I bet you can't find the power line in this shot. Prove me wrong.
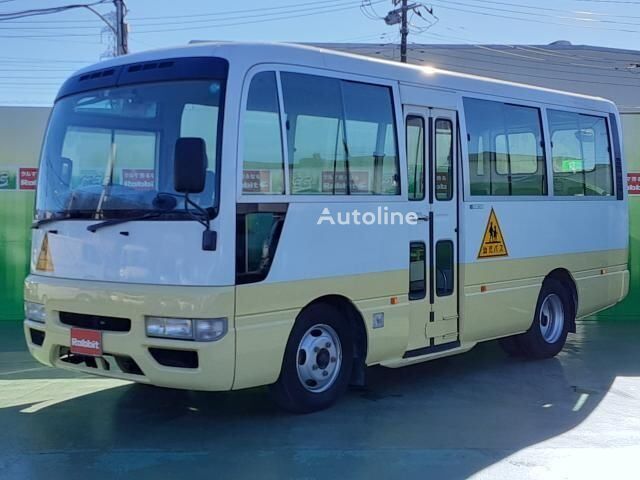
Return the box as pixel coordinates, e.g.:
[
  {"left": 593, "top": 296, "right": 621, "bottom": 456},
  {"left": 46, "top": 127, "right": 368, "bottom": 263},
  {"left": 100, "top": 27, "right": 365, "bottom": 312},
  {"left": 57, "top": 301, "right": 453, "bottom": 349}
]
[
  {"left": 0, "top": 0, "right": 355, "bottom": 25},
  {"left": 133, "top": 0, "right": 360, "bottom": 21},
  {"left": 0, "top": 1, "right": 384, "bottom": 37},
  {"left": 130, "top": 1, "right": 385, "bottom": 34},
  {"left": 0, "top": 1, "right": 109, "bottom": 21},
  {"left": 0, "top": 0, "right": 362, "bottom": 30},
  {"left": 425, "top": 0, "right": 640, "bottom": 32},
  {"left": 575, "top": 0, "right": 640, "bottom": 4},
  {"left": 426, "top": 0, "right": 640, "bottom": 27},
  {"left": 436, "top": 0, "right": 640, "bottom": 20}
]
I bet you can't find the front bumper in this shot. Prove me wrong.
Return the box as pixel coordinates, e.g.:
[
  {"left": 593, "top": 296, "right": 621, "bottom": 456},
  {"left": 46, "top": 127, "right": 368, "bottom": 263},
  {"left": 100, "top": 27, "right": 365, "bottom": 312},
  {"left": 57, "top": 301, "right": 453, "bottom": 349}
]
[{"left": 24, "top": 275, "right": 236, "bottom": 391}]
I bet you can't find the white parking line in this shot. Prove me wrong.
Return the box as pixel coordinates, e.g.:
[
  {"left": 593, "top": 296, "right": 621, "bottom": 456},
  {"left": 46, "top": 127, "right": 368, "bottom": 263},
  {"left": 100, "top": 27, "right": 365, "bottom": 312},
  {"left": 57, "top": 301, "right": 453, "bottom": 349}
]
[{"left": 0, "top": 367, "right": 48, "bottom": 376}]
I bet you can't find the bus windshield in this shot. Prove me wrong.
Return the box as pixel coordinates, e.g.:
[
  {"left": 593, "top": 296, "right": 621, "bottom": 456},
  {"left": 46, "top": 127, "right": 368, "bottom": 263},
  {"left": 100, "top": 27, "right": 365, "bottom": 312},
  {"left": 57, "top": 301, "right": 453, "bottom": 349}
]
[{"left": 35, "top": 80, "right": 223, "bottom": 221}]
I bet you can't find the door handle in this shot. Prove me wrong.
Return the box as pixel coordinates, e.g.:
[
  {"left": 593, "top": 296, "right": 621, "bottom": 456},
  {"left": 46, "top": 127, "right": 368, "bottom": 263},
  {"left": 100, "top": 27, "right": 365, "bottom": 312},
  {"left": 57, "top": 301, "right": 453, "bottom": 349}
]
[{"left": 416, "top": 213, "right": 430, "bottom": 222}]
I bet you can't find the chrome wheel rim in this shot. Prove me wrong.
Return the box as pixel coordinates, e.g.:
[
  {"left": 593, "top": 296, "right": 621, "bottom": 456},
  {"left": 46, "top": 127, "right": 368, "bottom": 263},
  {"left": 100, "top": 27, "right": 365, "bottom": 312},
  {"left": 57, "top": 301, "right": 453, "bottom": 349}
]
[
  {"left": 539, "top": 293, "right": 564, "bottom": 344},
  {"left": 296, "top": 324, "right": 342, "bottom": 393}
]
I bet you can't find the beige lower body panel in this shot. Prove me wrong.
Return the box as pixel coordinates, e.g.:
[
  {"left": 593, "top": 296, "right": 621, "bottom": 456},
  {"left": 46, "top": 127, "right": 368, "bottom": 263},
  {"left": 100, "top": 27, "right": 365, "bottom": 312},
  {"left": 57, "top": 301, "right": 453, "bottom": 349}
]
[
  {"left": 460, "top": 249, "right": 628, "bottom": 343},
  {"left": 23, "top": 248, "right": 628, "bottom": 392},
  {"left": 24, "top": 276, "right": 236, "bottom": 391},
  {"left": 233, "top": 270, "right": 409, "bottom": 389}
]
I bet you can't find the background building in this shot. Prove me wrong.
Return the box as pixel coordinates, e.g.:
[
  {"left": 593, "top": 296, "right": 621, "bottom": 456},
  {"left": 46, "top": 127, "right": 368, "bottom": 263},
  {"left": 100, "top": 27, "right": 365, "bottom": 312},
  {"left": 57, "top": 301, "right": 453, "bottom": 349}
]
[{"left": 0, "top": 42, "right": 638, "bottom": 321}]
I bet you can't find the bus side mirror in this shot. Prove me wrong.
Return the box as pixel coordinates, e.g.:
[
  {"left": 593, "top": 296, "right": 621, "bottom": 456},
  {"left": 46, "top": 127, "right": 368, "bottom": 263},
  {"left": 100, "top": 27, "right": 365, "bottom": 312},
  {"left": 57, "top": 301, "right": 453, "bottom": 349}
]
[{"left": 174, "top": 137, "right": 207, "bottom": 194}]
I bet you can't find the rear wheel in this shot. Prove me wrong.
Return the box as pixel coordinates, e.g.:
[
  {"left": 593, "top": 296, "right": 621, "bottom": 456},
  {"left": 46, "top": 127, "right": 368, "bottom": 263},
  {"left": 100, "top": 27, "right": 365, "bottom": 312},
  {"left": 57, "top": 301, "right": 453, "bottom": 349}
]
[
  {"left": 269, "top": 303, "right": 353, "bottom": 413},
  {"left": 518, "top": 278, "right": 572, "bottom": 359}
]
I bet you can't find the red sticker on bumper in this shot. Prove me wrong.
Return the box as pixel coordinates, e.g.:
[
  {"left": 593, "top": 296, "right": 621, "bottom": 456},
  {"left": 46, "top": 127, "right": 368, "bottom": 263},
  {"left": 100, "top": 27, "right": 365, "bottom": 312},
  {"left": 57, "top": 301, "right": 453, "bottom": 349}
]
[{"left": 70, "top": 328, "right": 102, "bottom": 356}]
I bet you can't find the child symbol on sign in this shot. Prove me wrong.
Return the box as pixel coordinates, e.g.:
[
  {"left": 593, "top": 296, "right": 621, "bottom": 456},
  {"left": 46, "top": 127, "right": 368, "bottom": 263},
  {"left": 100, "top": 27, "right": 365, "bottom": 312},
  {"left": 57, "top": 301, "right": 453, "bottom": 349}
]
[{"left": 489, "top": 223, "right": 497, "bottom": 243}]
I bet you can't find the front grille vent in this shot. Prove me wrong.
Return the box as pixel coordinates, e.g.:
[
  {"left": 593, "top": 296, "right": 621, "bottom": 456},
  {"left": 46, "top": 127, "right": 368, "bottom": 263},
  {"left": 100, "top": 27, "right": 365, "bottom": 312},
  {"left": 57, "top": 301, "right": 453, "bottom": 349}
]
[{"left": 59, "top": 312, "right": 131, "bottom": 332}]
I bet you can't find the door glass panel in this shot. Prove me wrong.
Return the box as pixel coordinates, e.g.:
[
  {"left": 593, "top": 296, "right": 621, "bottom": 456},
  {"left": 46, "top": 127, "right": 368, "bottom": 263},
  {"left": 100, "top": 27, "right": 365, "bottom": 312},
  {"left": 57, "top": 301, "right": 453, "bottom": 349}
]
[
  {"left": 409, "top": 242, "right": 426, "bottom": 300},
  {"left": 435, "top": 240, "right": 454, "bottom": 297},
  {"left": 435, "top": 119, "right": 453, "bottom": 201},
  {"left": 406, "top": 116, "right": 425, "bottom": 201}
]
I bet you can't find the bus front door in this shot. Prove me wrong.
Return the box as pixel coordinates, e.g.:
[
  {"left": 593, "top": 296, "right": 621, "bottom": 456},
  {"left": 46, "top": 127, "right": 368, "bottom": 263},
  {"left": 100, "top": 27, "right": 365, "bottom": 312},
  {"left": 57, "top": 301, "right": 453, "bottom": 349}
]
[{"left": 405, "top": 106, "right": 459, "bottom": 357}]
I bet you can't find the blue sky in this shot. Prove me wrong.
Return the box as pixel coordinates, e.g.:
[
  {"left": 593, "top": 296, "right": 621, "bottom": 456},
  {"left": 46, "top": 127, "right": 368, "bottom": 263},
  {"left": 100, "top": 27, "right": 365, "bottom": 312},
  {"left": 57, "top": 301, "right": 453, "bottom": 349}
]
[{"left": 1, "top": 0, "right": 639, "bottom": 105}]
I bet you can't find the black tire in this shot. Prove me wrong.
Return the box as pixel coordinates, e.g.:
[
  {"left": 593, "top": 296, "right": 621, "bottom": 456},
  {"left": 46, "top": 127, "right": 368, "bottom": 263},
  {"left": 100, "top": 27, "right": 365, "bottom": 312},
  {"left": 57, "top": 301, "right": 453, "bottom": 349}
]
[
  {"left": 518, "top": 278, "right": 572, "bottom": 359},
  {"left": 269, "top": 303, "right": 353, "bottom": 413},
  {"left": 498, "top": 335, "right": 524, "bottom": 357}
]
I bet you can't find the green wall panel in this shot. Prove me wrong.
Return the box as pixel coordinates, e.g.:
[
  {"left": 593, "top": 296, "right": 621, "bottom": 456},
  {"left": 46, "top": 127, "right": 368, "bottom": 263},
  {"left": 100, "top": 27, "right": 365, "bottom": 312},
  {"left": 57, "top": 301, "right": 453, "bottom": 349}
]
[
  {"left": 595, "top": 114, "right": 640, "bottom": 319},
  {"left": 0, "top": 193, "right": 34, "bottom": 320},
  {"left": 0, "top": 107, "right": 49, "bottom": 321}
]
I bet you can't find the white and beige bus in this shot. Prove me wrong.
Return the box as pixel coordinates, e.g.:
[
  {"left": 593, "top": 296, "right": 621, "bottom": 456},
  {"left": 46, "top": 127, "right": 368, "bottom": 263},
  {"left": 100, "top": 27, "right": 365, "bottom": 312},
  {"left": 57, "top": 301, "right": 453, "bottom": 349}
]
[{"left": 25, "top": 43, "right": 628, "bottom": 412}]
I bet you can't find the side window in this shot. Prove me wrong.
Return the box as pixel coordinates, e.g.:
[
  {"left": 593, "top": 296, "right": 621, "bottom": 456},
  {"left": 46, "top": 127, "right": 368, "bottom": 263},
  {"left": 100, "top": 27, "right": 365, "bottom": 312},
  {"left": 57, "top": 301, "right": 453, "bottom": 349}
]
[
  {"left": 435, "top": 119, "right": 453, "bottom": 201},
  {"left": 241, "top": 71, "right": 285, "bottom": 194},
  {"left": 236, "top": 211, "right": 285, "bottom": 284},
  {"left": 406, "top": 116, "right": 425, "bottom": 201},
  {"left": 464, "top": 98, "right": 547, "bottom": 196},
  {"left": 409, "top": 242, "right": 426, "bottom": 300},
  {"left": 548, "top": 109, "right": 613, "bottom": 197},
  {"left": 435, "top": 240, "right": 454, "bottom": 297},
  {"left": 280, "top": 72, "right": 400, "bottom": 195},
  {"left": 341, "top": 81, "right": 399, "bottom": 195}
]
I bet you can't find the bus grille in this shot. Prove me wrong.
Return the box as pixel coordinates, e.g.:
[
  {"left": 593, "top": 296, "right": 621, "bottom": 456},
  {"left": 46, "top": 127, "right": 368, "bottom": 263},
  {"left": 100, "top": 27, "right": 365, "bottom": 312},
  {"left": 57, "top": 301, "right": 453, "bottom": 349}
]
[{"left": 59, "top": 312, "right": 131, "bottom": 332}]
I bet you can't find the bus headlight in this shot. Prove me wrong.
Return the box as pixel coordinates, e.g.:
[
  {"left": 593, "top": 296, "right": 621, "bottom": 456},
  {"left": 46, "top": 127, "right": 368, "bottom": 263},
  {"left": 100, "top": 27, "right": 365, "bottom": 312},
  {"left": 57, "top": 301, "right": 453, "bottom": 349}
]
[
  {"left": 145, "top": 317, "right": 227, "bottom": 342},
  {"left": 25, "top": 301, "right": 46, "bottom": 324}
]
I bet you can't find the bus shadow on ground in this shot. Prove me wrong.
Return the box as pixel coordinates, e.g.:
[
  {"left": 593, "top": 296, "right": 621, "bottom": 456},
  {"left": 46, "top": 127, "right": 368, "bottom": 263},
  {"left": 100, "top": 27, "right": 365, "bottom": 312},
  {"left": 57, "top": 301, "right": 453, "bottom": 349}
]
[{"left": 0, "top": 320, "right": 638, "bottom": 479}]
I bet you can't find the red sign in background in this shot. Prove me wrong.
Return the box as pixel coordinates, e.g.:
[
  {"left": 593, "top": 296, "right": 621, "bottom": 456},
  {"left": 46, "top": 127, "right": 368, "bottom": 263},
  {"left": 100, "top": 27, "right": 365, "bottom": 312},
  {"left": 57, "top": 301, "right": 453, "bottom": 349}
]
[
  {"left": 243, "top": 170, "right": 272, "bottom": 193},
  {"left": 628, "top": 173, "right": 640, "bottom": 195},
  {"left": 122, "top": 169, "right": 155, "bottom": 191},
  {"left": 19, "top": 168, "right": 38, "bottom": 190}
]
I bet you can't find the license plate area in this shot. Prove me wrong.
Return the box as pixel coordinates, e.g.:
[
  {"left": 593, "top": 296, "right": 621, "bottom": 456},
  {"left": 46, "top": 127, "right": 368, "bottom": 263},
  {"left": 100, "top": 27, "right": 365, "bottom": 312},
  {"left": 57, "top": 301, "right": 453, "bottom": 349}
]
[{"left": 70, "top": 328, "right": 103, "bottom": 356}]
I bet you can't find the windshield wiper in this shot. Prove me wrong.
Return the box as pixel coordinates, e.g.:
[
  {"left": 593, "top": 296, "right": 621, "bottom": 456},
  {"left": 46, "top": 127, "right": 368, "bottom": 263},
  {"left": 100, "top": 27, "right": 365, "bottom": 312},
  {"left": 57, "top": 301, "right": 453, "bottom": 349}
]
[
  {"left": 32, "top": 212, "right": 85, "bottom": 229},
  {"left": 86, "top": 211, "right": 167, "bottom": 232}
]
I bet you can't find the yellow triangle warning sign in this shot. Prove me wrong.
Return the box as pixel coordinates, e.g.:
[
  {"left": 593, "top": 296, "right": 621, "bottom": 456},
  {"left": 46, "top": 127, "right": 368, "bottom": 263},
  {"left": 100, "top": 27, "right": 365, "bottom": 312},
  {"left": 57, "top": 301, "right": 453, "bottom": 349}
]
[
  {"left": 36, "top": 233, "right": 54, "bottom": 272},
  {"left": 478, "top": 208, "right": 508, "bottom": 259}
]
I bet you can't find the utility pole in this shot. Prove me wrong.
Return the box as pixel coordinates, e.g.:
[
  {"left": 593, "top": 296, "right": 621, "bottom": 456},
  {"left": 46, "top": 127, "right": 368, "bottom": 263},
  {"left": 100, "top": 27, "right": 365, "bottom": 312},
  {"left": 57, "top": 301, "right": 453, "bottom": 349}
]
[
  {"left": 400, "top": 0, "right": 408, "bottom": 63},
  {"left": 384, "top": 1, "right": 423, "bottom": 63},
  {"left": 114, "top": 0, "right": 128, "bottom": 55}
]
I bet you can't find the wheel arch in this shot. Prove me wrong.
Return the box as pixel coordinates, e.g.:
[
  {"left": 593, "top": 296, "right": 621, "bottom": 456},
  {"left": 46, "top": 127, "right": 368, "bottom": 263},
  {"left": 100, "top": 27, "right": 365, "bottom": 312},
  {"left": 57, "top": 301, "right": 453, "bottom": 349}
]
[
  {"left": 545, "top": 268, "right": 578, "bottom": 333},
  {"left": 303, "top": 294, "right": 368, "bottom": 385}
]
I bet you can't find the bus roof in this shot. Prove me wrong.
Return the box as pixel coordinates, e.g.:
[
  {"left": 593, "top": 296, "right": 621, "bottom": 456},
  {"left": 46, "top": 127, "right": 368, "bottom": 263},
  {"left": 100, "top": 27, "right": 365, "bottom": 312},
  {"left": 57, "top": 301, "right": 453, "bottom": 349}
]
[{"left": 70, "top": 42, "right": 617, "bottom": 113}]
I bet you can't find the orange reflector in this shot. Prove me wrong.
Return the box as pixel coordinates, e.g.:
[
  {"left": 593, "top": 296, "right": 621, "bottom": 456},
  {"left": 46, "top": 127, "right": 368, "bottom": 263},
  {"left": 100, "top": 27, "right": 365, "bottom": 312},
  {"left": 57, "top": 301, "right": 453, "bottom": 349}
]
[
  {"left": 390, "top": 296, "right": 399, "bottom": 305},
  {"left": 480, "top": 285, "right": 487, "bottom": 293}
]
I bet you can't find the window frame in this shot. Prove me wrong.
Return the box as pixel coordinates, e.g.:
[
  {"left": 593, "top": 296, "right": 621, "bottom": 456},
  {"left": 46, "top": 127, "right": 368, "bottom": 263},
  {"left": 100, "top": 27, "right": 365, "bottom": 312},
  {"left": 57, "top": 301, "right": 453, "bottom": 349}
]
[
  {"left": 461, "top": 94, "right": 618, "bottom": 202},
  {"left": 239, "top": 71, "right": 287, "bottom": 196},
  {"left": 462, "top": 97, "right": 548, "bottom": 198},
  {"left": 237, "top": 64, "right": 406, "bottom": 204}
]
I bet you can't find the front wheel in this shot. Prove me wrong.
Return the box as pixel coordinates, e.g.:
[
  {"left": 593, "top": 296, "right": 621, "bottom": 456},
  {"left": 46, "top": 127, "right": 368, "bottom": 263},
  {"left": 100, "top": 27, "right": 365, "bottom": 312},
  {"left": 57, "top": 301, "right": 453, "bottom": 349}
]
[
  {"left": 517, "top": 278, "right": 573, "bottom": 359},
  {"left": 269, "top": 303, "right": 353, "bottom": 413}
]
